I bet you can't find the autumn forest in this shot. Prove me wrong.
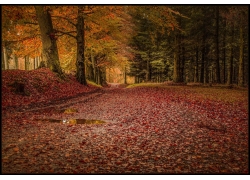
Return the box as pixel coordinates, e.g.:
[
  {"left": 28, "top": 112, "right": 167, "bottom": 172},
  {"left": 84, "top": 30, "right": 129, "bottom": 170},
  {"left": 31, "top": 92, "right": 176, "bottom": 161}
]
[
  {"left": 2, "top": 5, "right": 248, "bottom": 86},
  {"left": 1, "top": 5, "right": 249, "bottom": 174}
]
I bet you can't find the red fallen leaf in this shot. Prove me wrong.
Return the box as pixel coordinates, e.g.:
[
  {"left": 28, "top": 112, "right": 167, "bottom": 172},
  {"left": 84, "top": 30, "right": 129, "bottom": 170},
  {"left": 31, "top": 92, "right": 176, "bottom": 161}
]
[
  {"left": 243, "top": 169, "right": 249, "bottom": 174},
  {"left": 175, "top": 167, "right": 182, "bottom": 172},
  {"left": 65, "top": 153, "right": 70, "bottom": 157},
  {"left": 116, "top": 161, "right": 122, "bottom": 165},
  {"left": 80, "top": 141, "right": 86, "bottom": 146},
  {"left": 79, "top": 160, "right": 86, "bottom": 163},
  {"left": 122, "top": 163, "right": 129, "bottom": 167},
  {"left": 2, "top": 158, "right": 8, "bottom": 163}
]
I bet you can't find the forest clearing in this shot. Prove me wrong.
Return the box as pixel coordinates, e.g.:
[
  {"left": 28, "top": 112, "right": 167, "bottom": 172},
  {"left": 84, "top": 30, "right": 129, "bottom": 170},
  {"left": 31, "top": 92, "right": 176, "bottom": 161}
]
[{"left": 1, "top": 5, "right": 249, "bottom": 174}]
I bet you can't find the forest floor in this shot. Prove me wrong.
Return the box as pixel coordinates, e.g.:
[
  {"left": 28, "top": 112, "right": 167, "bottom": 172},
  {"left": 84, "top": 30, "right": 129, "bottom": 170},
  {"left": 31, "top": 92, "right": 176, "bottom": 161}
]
[{"left": 2, "top": 68, "right": 249, "bottom": 174}]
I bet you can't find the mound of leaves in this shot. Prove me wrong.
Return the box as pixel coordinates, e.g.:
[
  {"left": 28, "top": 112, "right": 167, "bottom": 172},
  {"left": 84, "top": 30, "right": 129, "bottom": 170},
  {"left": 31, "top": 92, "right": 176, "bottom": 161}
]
[{"left": 2, "top": 68, "right": 100, "bottom": 108}]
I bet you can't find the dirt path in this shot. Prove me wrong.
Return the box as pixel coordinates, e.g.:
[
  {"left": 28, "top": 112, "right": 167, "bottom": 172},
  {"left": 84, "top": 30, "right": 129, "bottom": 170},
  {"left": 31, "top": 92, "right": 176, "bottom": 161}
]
[
  {"left": 108, "top": 83, "right": 120, "bottom": 88},
  {"left": 2, "top": 87, "right": 248, "bottom": 174}
]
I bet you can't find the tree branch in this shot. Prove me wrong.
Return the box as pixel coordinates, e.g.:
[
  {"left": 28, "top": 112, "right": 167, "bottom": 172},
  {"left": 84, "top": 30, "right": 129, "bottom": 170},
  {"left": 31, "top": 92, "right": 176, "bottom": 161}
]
[
  {"left": 23, "top": 21, "right": 38, "bottom": 25},
  {"left": 5, "top": 34, "right": 40, "bottom": 44},
  {"left": 51, "top": 15, "right": 77, "bottom": 27},
  {"left": 55, "top": 30, "right": 77, "bottom": 39}
]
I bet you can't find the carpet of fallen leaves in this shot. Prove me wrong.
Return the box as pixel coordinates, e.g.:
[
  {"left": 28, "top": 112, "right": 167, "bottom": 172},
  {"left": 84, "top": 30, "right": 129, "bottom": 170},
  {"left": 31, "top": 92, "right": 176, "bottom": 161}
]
[
  {"left": 2, "top": 69, "right": 249, "bottom": 174},
  {"left": 1, "top": 68, "right": 99, "bottom": 108}
]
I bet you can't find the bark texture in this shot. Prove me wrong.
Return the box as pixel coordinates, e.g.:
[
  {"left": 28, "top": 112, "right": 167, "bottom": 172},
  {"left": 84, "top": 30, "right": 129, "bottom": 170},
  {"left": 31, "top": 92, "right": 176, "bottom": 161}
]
[
  {"left": 76, "top": 6, "right": 87, "bottom": 85},
  {"left": 238, "top": 25, "right": 244, "bottom": 86},
  {"left": 173, "top": 35, "right": 181, "bottom": 83},
  {"left": 35, "top": 6, "right": 64, "bottom": 78},
  {"left": 227, "top": 25, "right": 234, "bottom": 85}
]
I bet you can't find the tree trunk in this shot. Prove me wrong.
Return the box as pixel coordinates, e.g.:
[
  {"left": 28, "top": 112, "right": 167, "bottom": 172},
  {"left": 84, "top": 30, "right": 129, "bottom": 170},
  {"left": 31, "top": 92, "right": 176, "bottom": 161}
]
[
  {"left": 87, "top": 58, "right": 94, "bottom": 81},
  {"left": 38, "top": 56, "right": 40, "bottom": 66},
  {"left": 3, "top": 44, "right": 9, "bottom": 70},
  {"left": 25, "top": 56, "right": 29, "bottom": 70},
  {"left": 33, "top": 57, "right": 36, "bottom": 69},
  {"left": 1, "top": 45, "right": 5, "bottom": 70},
  {"left": 234, "top": 65, "right": 238, "bottom": 84},
  {"left": 200, "top": 37, "right": 205, "bottom": 83},
  {"left": 227, "top": 25, "right": 234, "bottom": 85},
  {"left": 173, "top": 35, "right": 181, "bottom": 83},
  {"left": 193, "top": 66, "right": 197, "bottom": 83},
  {"left": 95, "top": 65, "right": 99, "bottom": 84},
  {"left": 37, "top": 56, "right": 44, "bottom": 68},
  {"left": 96, "top": 67, "right": 100, "bottom": 85},
  {"left": 181, "top": 46, "right": 185, "bottom": 82},
  {"left": 35, "top": 6, "right": 64, "bottom": 78},
  {"left": 14, "top": 55, "right": 18, "bottom": 69},
  {"left": 238, "top": 25, "right": 244, "bottom": 86},
  {"left": 204, "top": 45, "right": 209, "bottom": 84},
  {"left": 91, "top": 48, "right": 96, "bottom": 82},
  {"left": 146, "top": 51, "right": 151, "bottom": 82},
  {"left": 146, "top": 58, "right": 150, "bottom": 82},
  {"left": 100, "top": 68, "right": 106, "bottom": 86},
  {"left": 2, "top": 44, "right": 6, "bottom": 70},
  {"left": 36, "top": 57, "right": 39, "bottom": 69},
  {"left": 215, "top": 6, "right": 221, "bottom": 83},
  {"left": 124, "top": 66, "right": 127, "bottom": 84},
  {"left": 75, "top": 6, "right": 87, "bottom": 85},
  {"left": 223, "top": 24, "right": 226, "bottom": 84},
  {"left": 194, "top": 47, "right": 199, "bottom": 83}
]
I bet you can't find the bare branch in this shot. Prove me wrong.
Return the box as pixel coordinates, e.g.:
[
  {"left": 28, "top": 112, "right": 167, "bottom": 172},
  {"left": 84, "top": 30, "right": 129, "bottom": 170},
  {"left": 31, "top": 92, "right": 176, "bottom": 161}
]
[
  {"left": 51, "top": 15, "right": 77, "bottom": 27},
  {"left": 55, "top": 30, "right": 77, "bottom": 39}
]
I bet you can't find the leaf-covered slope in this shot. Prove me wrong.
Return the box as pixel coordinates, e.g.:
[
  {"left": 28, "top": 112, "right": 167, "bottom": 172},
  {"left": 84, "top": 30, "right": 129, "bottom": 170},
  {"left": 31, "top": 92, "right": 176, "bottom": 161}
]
[{"left": 2, "top": 68, "right": 100, "bottom": 108}]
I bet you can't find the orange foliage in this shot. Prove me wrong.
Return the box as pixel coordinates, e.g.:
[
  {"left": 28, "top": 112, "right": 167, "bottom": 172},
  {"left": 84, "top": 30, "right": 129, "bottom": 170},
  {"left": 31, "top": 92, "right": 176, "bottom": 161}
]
[
  {"left": 2, "top": 6, "right": 41, "bottom": 58},
  {"left": 2, "top": 6, "right": 181, "bottom": 73}
]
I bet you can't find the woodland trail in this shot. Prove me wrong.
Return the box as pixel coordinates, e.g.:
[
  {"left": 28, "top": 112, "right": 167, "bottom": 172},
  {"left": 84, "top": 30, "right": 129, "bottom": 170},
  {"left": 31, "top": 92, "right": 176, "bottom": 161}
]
[
  {"left": 108, "top": 83, "right": 121, "bottom": 88},
  {"left": 2, "top": 86, "right": 248, "bottom": 174}
]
